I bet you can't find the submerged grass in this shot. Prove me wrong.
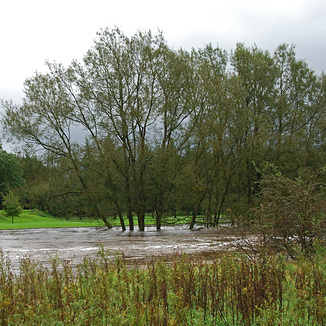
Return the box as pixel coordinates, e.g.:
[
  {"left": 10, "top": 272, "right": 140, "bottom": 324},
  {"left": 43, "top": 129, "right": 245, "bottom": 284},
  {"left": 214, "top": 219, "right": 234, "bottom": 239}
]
[{"left": 0, "top": 246, "right": 325, "bottom": 325}]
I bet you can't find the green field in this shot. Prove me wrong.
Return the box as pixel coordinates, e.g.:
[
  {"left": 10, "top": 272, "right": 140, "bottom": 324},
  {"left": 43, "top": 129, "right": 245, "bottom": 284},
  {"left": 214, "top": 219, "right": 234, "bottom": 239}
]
[
  {"left": 0, "top": 210, "right": 107, "bottom": 229},
  {"left": 0, "top": 210, "right": 215, "bottom": 229}
]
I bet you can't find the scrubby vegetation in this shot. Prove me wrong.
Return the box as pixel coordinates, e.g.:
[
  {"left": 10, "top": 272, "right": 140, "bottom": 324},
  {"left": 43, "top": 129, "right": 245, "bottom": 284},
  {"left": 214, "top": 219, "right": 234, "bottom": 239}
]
[{"left": 0, "top": 245, "right": 325, "bottom": 325}]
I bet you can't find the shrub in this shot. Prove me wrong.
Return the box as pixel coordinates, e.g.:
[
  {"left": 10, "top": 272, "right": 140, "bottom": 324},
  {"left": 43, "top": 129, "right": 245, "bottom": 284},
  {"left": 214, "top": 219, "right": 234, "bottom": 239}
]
[
  {"left": 254, "top": 168, "right": 326, "bottom": 257},
  {"left": 2, "top": 192, "right": 23, "bottom": 223}
]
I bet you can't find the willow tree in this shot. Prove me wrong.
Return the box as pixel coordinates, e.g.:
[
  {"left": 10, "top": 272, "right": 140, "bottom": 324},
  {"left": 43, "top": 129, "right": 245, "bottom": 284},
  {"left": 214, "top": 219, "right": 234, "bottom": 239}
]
[
  {"left": 2, "top": 67, "right": 114, "bottom": 229},
  {"left": 184, "top": 44, "right": 229, "bottom": 228},
  {"left": 230, "top": 43, "right": 278, "bottom": 210},
  {"left": 150, "top": 46, "right": 200, "bottom": 229},
  {"left": 72, "top": 27, "right": 176, "bottom": 231},
  {"left": 272, "top": 44, "right": 325, "bottom": 174},
  {"left": 228, "top": 43, "right": 325, "bottom": 217},
  {"left": 3, "top": 27, "right": 197, "bottom": 231},
  {"left": 75, "top": 28, "right": 201, "bottom": 230}
]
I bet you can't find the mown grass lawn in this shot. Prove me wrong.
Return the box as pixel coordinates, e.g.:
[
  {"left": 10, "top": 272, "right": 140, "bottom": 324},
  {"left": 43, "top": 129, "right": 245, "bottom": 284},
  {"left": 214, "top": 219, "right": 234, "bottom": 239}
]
[{"left": 0, "top": 210, "right": 106, "bottom": 229}]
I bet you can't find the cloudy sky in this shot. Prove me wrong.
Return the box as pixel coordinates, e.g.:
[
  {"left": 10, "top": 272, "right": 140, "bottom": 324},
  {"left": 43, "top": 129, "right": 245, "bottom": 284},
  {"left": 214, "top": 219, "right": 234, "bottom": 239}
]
[{"left": 1, "top": 0, "right": 326, "bottom": 105}]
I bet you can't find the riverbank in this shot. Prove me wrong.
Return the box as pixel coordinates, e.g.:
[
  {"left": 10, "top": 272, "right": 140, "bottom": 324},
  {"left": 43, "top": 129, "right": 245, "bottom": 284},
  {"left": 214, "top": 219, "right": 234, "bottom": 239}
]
[
  {"left": 0, "top": 246, "right": 325, "bottom": 325},
  {"left": 0, "top": 209, "right": 103, "bottom": 229}
]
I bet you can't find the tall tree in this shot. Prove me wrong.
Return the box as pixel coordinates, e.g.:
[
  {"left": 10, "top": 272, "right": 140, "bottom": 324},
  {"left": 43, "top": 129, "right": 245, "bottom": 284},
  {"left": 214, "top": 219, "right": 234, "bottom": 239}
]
[
  {"left": 230, "top": 43, "right": 278, "bottom": 210},
  {"left": 151, "top": 47, "right": 199, "bottom": 229},
  {"left": 272, "top": 44, "right": 325, "bottom": 174},
  {"left": 72, "top": 27, "right": 171, "bottom": 230},
  {"left": 2, "top": 76, "right": 113, "bottom": 229},
  {"left": 2, "top": 31, "right": 325, "bottom": 230}
]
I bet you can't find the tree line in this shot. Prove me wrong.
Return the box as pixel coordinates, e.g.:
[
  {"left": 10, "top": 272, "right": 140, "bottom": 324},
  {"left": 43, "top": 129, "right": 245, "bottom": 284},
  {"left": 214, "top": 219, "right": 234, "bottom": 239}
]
[{"left": 2, "top": 27, "right": 325, "bottom": 231}]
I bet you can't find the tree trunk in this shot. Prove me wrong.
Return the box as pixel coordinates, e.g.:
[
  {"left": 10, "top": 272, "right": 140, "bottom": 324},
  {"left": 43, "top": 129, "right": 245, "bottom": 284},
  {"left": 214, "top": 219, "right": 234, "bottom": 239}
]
[
  {"left": 190, "top": 205, "right": 200, "bottom": 229},
  {"left": 138, "top": 212, "right": 145, "bottom": 231},
  {"left": 137, "top": 155, "right": 146, "bottom": 231},
  {"left": 155, "top": 191, "right": 165, "bottom": 230},
  {"left": 115, "top": 206, "right": 126, "bottom": 231},
  {"left": 156, "top": 212, "right": 162, "bottom": 230},
  {"left": 124, "top": 174, "right": 134, "bottom": 231}
]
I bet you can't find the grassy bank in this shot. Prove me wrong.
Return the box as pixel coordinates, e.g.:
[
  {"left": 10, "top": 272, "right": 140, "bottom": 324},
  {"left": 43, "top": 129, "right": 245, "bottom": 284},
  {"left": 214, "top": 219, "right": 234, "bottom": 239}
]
[
  {"left": 0, "top": 246, "right": 325, "bottom": 325},
  {"left": 0, "top": 210, "right": 105, "bottom": 229},
  {"left": 0, "top": 210, "right": 221, "bottom": 229}
]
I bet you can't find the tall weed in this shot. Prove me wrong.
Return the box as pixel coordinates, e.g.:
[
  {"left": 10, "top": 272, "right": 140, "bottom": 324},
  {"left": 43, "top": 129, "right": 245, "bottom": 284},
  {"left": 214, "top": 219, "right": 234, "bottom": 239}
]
[{"left": 0, "top": 248, "right": 324, "bottom": 325}]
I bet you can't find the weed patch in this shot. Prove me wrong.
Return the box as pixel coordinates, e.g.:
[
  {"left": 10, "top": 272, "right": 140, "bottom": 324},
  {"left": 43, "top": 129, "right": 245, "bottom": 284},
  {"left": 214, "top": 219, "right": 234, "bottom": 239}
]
[{"left": 0, "top": 248, "right": 325, "bottom": 325}]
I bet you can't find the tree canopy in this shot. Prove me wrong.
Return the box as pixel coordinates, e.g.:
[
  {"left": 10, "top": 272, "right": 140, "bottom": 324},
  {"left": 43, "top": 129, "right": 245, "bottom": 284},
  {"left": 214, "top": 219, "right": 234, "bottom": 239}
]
[
  {"left": 0, "top": 147, "right": 24, "bottom": 205},
  {"left": 2, "top": 27, "right": 325, "bottom": 230}
]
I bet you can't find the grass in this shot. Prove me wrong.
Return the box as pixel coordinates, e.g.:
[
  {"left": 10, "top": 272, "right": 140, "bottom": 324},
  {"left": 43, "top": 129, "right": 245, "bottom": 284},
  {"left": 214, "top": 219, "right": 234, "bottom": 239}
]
[
  {"left": 0, "top": 246, "right": 325, "bottom": 325},
  {"left": 0, "top": 210, "right": 105, "bottom": 229},
  {"left": 0, "top": 209, "right": 227, "bottom": 229},
  {"left": 0, "top": 210, "right": 324, "bottom": 325}
]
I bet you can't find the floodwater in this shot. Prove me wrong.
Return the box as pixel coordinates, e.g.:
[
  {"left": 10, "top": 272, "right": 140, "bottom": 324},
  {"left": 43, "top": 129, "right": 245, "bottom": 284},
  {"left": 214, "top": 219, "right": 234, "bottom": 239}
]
[{"left": 0, "top": 225, "right": 247, "bottom": 273}]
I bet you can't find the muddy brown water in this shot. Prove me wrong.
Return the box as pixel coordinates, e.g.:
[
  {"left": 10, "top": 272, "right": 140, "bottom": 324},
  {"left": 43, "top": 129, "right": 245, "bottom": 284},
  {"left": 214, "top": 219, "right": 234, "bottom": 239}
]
[{"left": 0, "top": 225, "right": 248, "bottom": 273}]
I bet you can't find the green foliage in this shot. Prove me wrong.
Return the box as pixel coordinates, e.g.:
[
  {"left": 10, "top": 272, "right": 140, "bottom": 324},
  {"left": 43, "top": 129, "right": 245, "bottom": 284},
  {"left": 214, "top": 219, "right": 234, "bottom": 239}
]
[
  {"left": 253, "top": 167, "right": 326, "bottom": 257},
  {"left": 2, "top": 192, "right": 23, "bottom": 223},
  {"left": 0, "top": 149, "right": 24, "bottom": 202},
  {"left": 0, "top": 249, "right": 325, "bottom": 325},
  {"left": 2, "top": 27, "right": 325, "bottom": 230}
]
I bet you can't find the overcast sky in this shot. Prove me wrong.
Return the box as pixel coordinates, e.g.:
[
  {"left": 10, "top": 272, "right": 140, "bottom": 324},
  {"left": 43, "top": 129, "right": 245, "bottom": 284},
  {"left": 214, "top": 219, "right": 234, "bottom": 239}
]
[{"left": 1, "top": 0, "right": 326, "bottom": 105}]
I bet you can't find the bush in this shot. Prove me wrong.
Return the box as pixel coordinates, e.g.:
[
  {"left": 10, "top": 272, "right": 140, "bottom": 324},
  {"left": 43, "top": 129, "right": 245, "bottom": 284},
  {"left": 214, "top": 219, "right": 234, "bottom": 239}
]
[{"left": 254, "top": 168, "right": 326, "bottom": 257}]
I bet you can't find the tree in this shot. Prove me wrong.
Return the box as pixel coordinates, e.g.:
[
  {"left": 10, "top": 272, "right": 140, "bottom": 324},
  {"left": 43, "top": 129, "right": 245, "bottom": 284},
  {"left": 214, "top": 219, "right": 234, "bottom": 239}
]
[
  {"left": 187, "top": 45, "right": 244, "bottom": 227},
  {"left": 2, "top": 192, "right": 23, "bottom": 223},
  {"left": 3, "top": 27, "right": 192, "bottom": 231},
  {"left": 150, "top": 46, "right": 199, "bottom": 229},
  {"left": 271, "top": 44, "right": 324, "bottom": 175},
  {"left": 0, "top": 147, "right": 24, "bottom": 200},
  {"left": 230, "top": 44, "right": 278, "bottom": 212},
  {"left": 73, "top": 27, "right": 168, "bottom": 230},
  {"left": 47, "top": 27, "right": 198, "bottom": 230},
  {"left": 2, "top": 75, "right": 114, "bottom": 229},
  {"left": 20, "top": 154, "right": 88, "bottom": 217},
  {"left": 228, "top": 43, "right": 325, "bottom": 218},
  {"left": 2, "top": 29, "right": 325, "bottom": 231}
]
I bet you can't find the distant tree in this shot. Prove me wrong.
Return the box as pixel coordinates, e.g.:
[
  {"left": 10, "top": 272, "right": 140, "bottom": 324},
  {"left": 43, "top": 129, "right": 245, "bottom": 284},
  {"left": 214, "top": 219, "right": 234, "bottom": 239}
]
[
  {"left": 19, "top": 154, "right": 86, "bottom": 217},
  {"left": 0, "top": 147, "right": 24, "bottom": 207},
  {"left": 2, "top": 192, "right": 23, "bottom": 223}
]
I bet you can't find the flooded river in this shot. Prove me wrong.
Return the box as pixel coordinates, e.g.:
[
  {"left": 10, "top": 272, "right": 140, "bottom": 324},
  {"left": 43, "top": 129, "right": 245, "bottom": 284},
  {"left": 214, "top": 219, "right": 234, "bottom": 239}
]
[{"left": 0, "top": 225, "right": 245, "bottom": 272}]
